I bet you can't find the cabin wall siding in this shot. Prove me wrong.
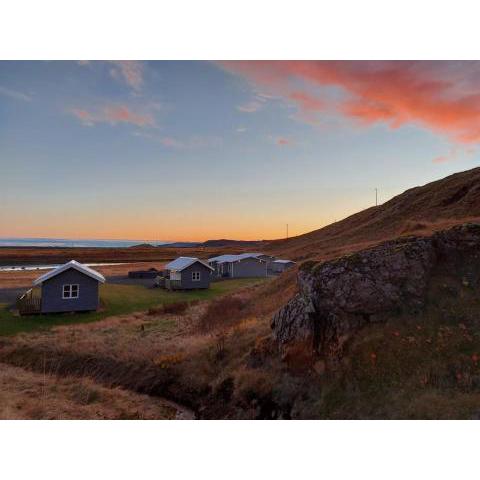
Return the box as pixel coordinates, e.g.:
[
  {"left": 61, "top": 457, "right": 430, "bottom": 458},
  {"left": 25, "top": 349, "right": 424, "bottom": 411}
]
[
  {"left": 179, "top": 263, "right": 211, "bottom": 289},
  {"left": 231, "top": 257, "right": 266, "bottom": 278},
  {"left": 41, "top": 268, "right": 100, "bottom": 313}
]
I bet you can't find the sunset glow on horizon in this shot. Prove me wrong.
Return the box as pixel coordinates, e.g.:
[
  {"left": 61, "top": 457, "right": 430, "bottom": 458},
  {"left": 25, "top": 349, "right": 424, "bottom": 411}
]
[{"left": 1, "top": 61, "right": 479, "bottom": 242}]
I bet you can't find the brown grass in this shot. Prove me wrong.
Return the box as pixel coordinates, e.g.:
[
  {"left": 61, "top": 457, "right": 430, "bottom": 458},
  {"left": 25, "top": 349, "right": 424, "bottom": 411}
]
[
  {"left": 197, "top": 296, "right": 247, "bottom": 333},
  {"left": 0, "top": 362, "right": 179, "bottom": 419},
  {"left": 147, "top": 300, "right": 191, "bottom": 316}
]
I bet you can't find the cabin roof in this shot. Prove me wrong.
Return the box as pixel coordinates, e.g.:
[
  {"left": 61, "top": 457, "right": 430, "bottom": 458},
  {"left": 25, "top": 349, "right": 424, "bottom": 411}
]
[
  {"left": 208, "top": 253, "right": 267, "bottom": 264},
  {"left": 32, "top": 260, "right": 106, "bottom": 286},
  {"left": 165, "top": 256, "right": 214, "bottom": 272}
]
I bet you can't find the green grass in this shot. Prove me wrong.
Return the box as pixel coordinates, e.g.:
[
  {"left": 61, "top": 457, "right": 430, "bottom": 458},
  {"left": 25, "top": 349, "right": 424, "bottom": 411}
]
[{"left": 0, "top": 278, "right": 268, "bottom": 337}]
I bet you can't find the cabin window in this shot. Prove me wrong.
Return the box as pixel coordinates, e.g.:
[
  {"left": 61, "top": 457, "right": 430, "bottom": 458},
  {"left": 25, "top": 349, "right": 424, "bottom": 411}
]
[
  {"left": 63, "top": 284, "right": 79, "bottom": 299},
  {"left": 192, "top": 271, "right": 201, "bottom": 281}
]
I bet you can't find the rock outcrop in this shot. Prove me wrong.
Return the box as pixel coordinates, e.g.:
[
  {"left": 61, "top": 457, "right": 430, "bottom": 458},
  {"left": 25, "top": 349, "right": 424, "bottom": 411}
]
[{"left": 271, "top": 223, "right": 480, "bottom": 356}]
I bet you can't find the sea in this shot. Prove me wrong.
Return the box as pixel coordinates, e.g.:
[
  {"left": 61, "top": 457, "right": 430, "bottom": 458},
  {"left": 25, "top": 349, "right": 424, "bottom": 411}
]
[{"left": 0, "top": 237, "right": 168, "bottom": 248}]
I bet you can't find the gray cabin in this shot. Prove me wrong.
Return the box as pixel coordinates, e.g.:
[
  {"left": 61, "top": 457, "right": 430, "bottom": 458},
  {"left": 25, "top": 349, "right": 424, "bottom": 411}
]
[
  {"left": 208, "top": 253, "right": 268, "bottom": 278},
  {"left": 164, "top": 257, "right": 213, "bottom": 290},
  {"left": 271, "top": 259, "right": 296, "bottom": 273},
  {"left": 31, "top": 260, "right": 106, "bottom": 314}
]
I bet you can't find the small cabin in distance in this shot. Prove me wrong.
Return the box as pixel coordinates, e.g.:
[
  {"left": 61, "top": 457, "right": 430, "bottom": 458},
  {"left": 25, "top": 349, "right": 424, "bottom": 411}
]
[
  {"left": 208, "top": 253, "right": 268, "bottom": 278},
  {"left": 164, "top": 257, "right": 213, "bottom": 290},
  {"left": 18, "top": 260, "right": 106, "bottom": 315},
  {"left": 271, "top": 259, "right": 296, "bottom": 273},
  {"left": 128, "top": 267, "right": 160, "bottom": 279}
]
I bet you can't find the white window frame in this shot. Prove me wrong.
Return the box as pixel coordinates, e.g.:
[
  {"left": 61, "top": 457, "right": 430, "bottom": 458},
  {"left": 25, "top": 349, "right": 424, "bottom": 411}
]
[
  {"left": 191, "top": 271, "right": 201, "bottom": 282},
  {"left": 62, "top": 284, "right": 79, "bottom": 299}
]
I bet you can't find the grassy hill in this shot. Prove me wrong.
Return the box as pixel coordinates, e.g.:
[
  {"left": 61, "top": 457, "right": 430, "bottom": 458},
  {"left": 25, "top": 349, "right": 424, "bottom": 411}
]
[{"left": 266, "top": 167, "right": 480, "bottom": 262}]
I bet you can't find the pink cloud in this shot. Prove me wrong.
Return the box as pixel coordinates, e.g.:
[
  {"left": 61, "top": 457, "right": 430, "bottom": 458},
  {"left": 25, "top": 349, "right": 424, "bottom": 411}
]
[
  {"left": 109, "top": 61, "right": 144, "bottom": 91},
  {"left": 431, "top": 145, "right": 476, "bottom": 164},
  {"left": 70, "top": 104, "right": 154, "bottom": 127},
  {"left": 70, "top": 109, "right": 95, "bottom": 126},
  {"left": 220, "top": 61, "right": 480, "bottom": 144},
  {"left": 77, "top": 60, "right": 144, "bottom": 91},
  {"left": 103, "top": 105, "right": 153, "bottom": 126},
  {"left": 432, "top": 155, "right": 450, "bottom": 164},
  {"left": 160, "top": 136, "right": 184, "bottom": 148}
]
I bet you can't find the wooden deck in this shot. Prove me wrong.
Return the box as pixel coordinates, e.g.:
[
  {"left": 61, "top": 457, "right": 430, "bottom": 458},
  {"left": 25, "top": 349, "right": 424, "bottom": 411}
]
[
  {"left": 16, "top": 289, "right": 41, "bottom": 315},
  {"left": 165, "top": 279, "right": 182, "bottom": 290}
]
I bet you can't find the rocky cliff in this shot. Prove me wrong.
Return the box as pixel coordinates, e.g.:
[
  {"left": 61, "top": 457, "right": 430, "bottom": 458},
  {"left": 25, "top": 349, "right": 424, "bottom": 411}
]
[{"left": 271, "top": 223, "right": 480, "bottom": 356}]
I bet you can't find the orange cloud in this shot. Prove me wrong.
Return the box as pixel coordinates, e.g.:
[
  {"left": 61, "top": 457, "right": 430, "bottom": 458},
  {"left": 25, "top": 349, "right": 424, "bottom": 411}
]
[
  {"left": 70, "top": 104, "right": 154, "bottom": 127},
  {"left": 432, "top": 155, "right": 450, "bottom": 164},
  {"left": 220, "top": 61, "right": 480, "bottom": 144},
  {"left": 288, "top": 91, "right": 324, "bottom": 112}
]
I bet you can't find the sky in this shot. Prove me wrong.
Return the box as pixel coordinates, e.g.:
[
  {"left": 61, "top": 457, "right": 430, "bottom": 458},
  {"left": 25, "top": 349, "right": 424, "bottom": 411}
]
[{"left": 0, "top": 60, "right": 479, "bottom": 242}]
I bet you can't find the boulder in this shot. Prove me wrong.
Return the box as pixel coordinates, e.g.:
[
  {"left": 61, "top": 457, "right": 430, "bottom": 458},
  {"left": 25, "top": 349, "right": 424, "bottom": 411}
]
[{"left": 271, "top": 223, "right": 480, "bottom": 356}]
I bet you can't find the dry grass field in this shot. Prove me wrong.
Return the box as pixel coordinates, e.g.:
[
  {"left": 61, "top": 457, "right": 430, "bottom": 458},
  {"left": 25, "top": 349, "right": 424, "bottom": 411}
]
[
  {"left": 0, "top": 274, "right": 289, "bottom": 419},
  {"left": 0, "top": 363, "right": 182, "bottom": 419}
]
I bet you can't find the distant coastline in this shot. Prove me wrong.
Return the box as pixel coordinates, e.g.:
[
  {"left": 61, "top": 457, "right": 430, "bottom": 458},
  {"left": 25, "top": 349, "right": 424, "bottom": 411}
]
[
  {"left": 0, "top": 238, "right": 169, "bottom": 248},
  {"left": 0, "top": 237, "right": 264, "bottom": 249}
]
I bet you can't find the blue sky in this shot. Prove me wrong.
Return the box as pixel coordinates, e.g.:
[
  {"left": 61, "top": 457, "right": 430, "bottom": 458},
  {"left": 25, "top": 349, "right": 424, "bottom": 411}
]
[{"left": 0, "top": 61, "right": 477, "bottom": 241}]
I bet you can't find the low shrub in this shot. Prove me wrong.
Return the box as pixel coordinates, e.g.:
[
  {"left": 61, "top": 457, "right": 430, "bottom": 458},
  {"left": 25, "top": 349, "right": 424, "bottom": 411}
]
[
  {"left": 163, "top": 301, "right": 189, "bottom": 315},
  {"left": 153, "top": 353, "right": 185, "bottom": 368},
  {"left": 198, "top": 296, "right": 246, "bottom": 333},
  {"left": 147, "top": 306, "right": 163, "bottom": 316},
  {"left": 147, "top": 301, "right": 190, "bottom": 316}
]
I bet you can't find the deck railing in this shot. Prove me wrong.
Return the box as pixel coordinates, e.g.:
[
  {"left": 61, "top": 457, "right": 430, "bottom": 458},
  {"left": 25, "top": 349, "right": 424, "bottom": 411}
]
[
  {"left": 16, "top": 289, "right": 41, "bottom": 315},
  {"left": 165, "top": 279, "right": 182, "bottom": 290}
]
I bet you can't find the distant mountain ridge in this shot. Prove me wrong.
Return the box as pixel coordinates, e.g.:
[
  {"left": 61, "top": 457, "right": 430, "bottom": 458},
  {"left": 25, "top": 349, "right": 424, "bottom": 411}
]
[{"left": 157, "top": 239, "right": 263, "bottom": 248}]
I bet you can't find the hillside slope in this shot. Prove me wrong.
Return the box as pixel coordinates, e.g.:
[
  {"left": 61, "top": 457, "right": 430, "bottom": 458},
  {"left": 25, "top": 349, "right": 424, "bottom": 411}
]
[{"left": 266, "top": 166, "right": 480, "bottom": 261}]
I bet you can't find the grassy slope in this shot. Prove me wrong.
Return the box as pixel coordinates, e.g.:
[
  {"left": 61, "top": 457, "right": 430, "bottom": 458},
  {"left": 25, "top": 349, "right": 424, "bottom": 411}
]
[
  {"left": 0, "top": 278, "right": 268, "bottom": 336},
  {"left": 266, "top": 166, "right": 480, "bottom": 261}
]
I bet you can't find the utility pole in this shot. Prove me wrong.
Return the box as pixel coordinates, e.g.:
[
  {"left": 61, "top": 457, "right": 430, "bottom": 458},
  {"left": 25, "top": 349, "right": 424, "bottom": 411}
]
[
  {"left": 286, "top": 224, "right": 289, "bottom": 239},
  {"left": 375, "top": 188, "right": 378, "bottom": 207}
]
